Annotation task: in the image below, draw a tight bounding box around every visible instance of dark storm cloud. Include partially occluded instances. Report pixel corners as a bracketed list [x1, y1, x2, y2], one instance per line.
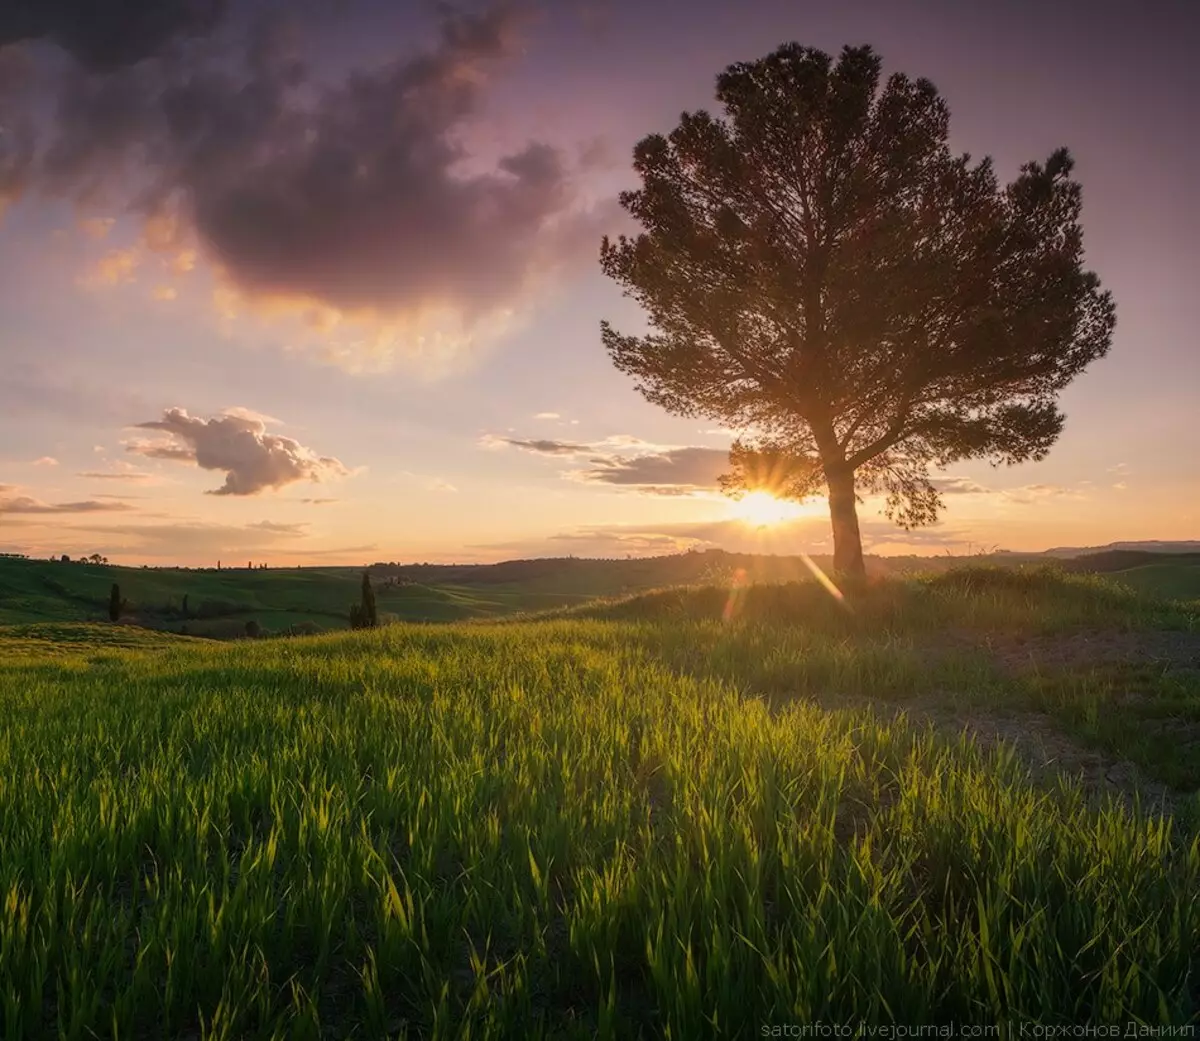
[128, 407, 350, 496]
[0, 0, 227, 72]
[3, 2, 601, 330]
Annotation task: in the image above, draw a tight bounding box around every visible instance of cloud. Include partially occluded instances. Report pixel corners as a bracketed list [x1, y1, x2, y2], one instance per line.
[999, 483, 1083, 505]
[482, 431, 732, 495]
[31, 456, 58, 466]
[245, 520, 307, 536]
[577, 446, 730, 492]
[0, 494, 133, 513]
[77, 461, 155, 481]
[0, 0, 227, 72]
[931, 476, 1085, 504]
[152, 285, 177, 301]
[533, 411, 561, 420]
[931, 476, 990, 495]
[45, 517, 316, 561]
[128, 406, 349, 496]
[476, 515, 971, 560]
[6, 3, 612, 366]
[79, 215, 115, 239]
[299, 497, 338, 505]
[488, 436, 592, 455]
[285, 543, 378, 558]
[80, 247, 140, 287]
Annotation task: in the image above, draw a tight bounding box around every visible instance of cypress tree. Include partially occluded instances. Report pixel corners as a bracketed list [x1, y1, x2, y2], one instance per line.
[108, 583, 121, 622]
[361, 571, 378, 628]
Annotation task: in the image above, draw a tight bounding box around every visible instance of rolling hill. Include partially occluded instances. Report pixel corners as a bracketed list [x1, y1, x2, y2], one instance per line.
[2, 544, 1198, 636]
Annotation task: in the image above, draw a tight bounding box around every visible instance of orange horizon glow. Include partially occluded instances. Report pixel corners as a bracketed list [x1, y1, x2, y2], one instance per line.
[727, 490, 813, 528]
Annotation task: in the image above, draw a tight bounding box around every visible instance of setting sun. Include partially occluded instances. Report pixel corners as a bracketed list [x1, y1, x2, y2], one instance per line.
[728, 490, 809, 527]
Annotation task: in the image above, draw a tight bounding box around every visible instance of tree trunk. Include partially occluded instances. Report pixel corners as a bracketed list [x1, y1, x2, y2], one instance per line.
[825, 465, 866, 588]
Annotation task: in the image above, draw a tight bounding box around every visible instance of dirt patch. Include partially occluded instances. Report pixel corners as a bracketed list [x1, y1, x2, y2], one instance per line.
[941, 628, 1200, 675]
[816, 693, 1183, 817]
[932, 707, 1180, 814]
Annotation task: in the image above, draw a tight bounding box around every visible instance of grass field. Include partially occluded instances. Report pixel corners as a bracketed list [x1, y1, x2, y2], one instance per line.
[0, 558, 613, 636]
[1108, 563, 1200, 602]
[1, 568, 1198, 1038]
[0, 555, 746, 635]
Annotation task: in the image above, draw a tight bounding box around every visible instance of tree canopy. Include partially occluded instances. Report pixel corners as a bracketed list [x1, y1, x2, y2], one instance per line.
[600, 43, 1115, 583]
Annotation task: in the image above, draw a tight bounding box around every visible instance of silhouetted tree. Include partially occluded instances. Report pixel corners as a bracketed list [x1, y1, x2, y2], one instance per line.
[350, 571, 378, 629]
[600, 44, 1115, 585]
[182, 594, 189, 618]
[245, 619, 262, 638]
[108, 583, 121, 622]
[362, 571, 377, 628]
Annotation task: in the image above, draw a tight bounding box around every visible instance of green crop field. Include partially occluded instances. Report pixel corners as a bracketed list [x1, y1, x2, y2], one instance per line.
[0, 553, 769, 635]
[1107, 563, 1200, 603]
[1, 567, 1199, 1038]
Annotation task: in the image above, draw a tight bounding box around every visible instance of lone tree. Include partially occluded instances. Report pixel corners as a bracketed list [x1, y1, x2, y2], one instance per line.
[350, 571, 378, 629]
[108, 583, 122, 622]
[600, 44, 1115, 585]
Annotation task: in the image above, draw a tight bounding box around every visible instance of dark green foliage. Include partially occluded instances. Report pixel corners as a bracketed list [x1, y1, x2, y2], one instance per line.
[182, 593, 189, 618]
[244, 619, 261, 638]
[350, 571, 378, 630]
[600, 43, 1115, 583]
[362, 570, 377, 627]
[108, 583, 121, 622]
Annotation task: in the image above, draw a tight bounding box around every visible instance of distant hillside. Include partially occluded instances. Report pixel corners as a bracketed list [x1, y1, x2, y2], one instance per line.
[4, 542, 1198, 635]
[1042, 540, 1200, 558]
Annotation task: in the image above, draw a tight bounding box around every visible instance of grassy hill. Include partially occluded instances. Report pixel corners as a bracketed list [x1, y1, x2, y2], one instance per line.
[3, 548, 1199, 638]
[1105, 562, 1200, 600]
[0, 552, 850, 635]
[0, 568, 1198, 1036]
[0, 556, 645, 635]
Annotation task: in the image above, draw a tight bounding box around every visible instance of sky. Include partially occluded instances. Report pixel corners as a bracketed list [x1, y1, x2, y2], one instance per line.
[0, 0, 1197, 566]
